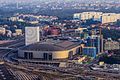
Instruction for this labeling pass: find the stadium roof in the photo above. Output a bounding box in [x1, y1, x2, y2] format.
[20, 40, 80, 51]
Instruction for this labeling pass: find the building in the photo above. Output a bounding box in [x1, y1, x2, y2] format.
[43, 27, 61, 36]
[86, 35, 103, 54]
[82, 47, 96, 58]
[73, 12, 102, 20]
[73, 12, 120, 23]
[9, 16, 19, 21]
[50, 27, 61, 36]
[0, 27, 6, 35]
[25, 27, 40, 45]
[15, 29, 22, 36]
[6, 30, 12, 37]
[101, 13, 118, 24]
[73, 13, 81, 20]
[104, 40, 120, 50]
[18, 40, 81, 60]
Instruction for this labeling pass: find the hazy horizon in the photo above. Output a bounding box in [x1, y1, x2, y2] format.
[0, 0, 120, 3]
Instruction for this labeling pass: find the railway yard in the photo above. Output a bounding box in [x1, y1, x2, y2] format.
[0, 39, 120, 80]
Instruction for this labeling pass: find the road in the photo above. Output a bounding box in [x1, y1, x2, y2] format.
[0, 50, 11, 60]
[0, 38, 43, 80]
[0, 38, 120, 80]
[0, 38, 25, 50]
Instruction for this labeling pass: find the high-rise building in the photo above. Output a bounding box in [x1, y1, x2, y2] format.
[86, 35, 103, 54]
[73, 12, 120, 24]
[73, 12, 102, 20]
[101, 13, 118, 24]
[25, 27, 40, 45]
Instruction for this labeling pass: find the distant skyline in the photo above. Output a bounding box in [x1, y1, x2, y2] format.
[0, 0, 120, 3]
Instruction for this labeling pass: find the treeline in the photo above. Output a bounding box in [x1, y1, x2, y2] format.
[0, 19, 37, 32]
[115, 20, 120, 26]
[102, 29, 120, 40]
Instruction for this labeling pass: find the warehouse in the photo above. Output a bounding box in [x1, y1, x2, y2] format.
[18, 40, 81, 60]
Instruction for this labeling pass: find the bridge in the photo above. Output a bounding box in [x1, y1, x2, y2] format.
[0, 47, 13, 50]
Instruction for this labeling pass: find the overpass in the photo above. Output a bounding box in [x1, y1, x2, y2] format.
[0, 47, 13, 50]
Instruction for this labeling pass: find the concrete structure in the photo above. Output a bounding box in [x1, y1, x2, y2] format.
[101, 13, 118, 24]
[25, 27, 40, 45]
[73, 12, 102, 20]
[18, 40, 81, 60]
[82, 47, 96, 58]
[73, 12, 120, 23]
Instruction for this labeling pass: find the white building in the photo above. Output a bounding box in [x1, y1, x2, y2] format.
[0, 27, 6, 35]
[73, 12, 120, 24]
[15, 29, 22, 36]
[73, 13, 81, 19]
[73, 12, 102, 21]
[101, 13, 119, 24]
[25, 27, 40, 45]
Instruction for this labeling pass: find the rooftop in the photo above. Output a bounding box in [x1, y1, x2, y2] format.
[20, 40, 80, 51]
